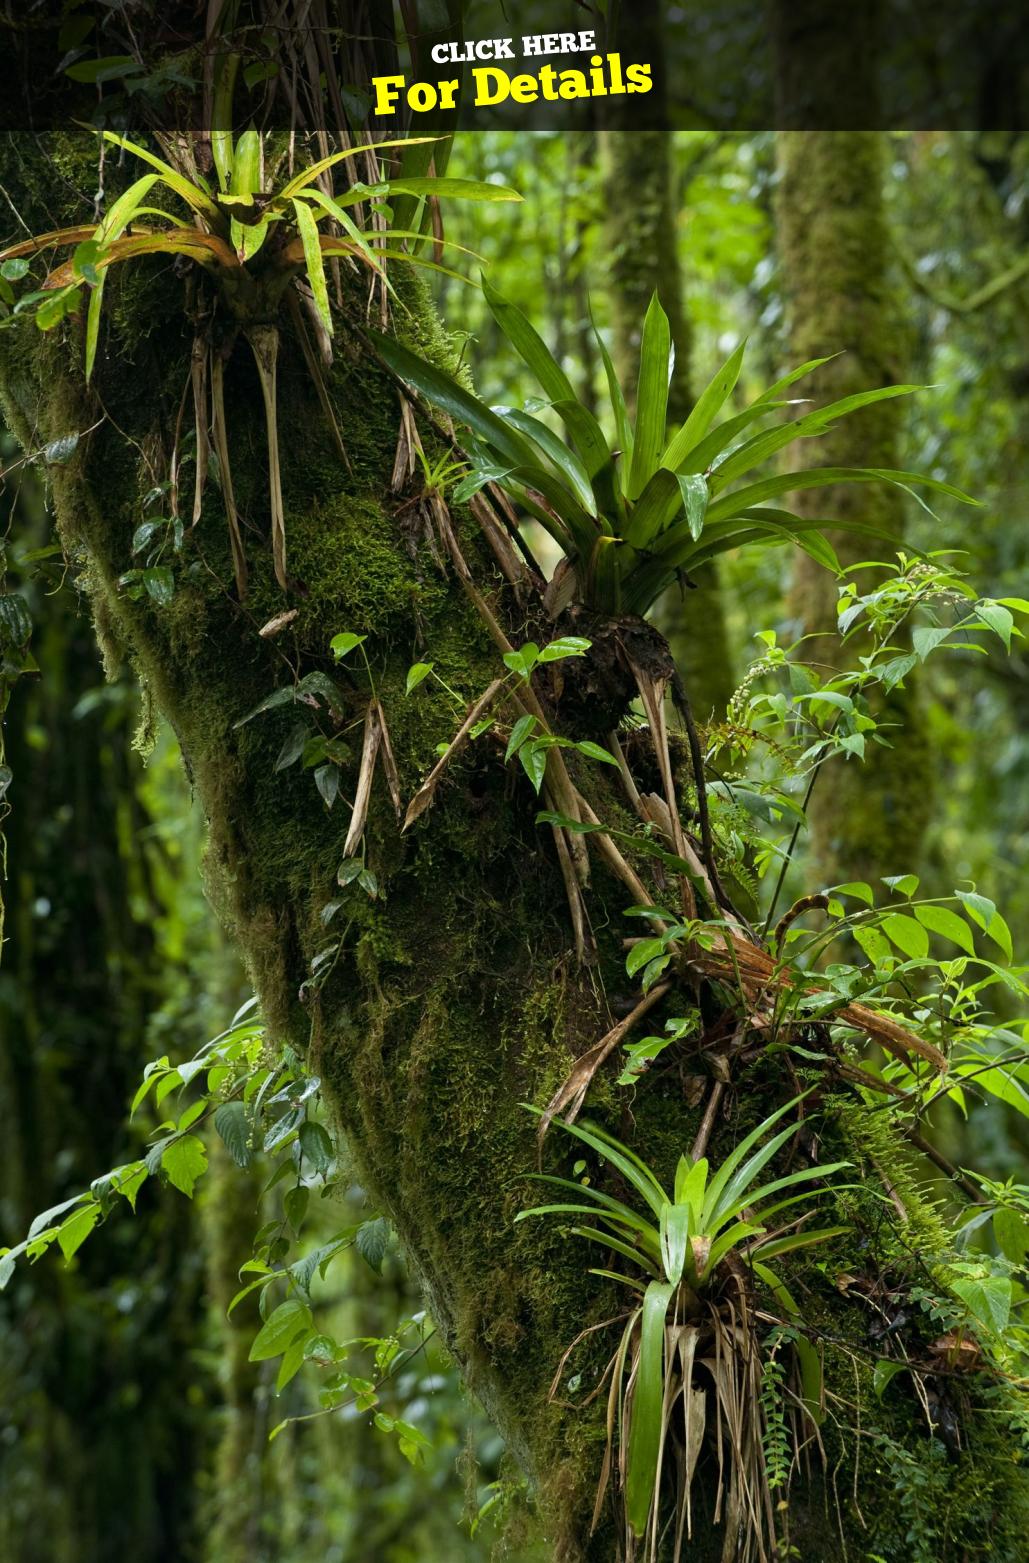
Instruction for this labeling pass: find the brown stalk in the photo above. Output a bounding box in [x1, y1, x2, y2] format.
[631, 666, 696, 920]
[550, 820, 592, 965]
[374, 699, 403, 823]
[209, 350, 248, 597]
[691, 1081, 726, 1161]
[286, 289, 352, 474]
[190, 334, 210, 527]
[246, 323, 288, 589]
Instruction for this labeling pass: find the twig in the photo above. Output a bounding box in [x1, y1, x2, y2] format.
[902, 1127, 985, 1205]
[691, 1080, 726, 1160]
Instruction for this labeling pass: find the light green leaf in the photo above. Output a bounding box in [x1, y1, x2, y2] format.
[912, 624, 952, 660]
[57, 1202, 99, 1261]
[628, 293, 671, 500]
[660, 340, 746, 472]
[538, 636, 591, 663]
[976, 600, 1014, 650]
[292, 197, 332, 335]
[881, 914, 930, 961]
[625, 1281, 674, 1537]
[330, 632, 366, 659]
[405, 662, 433, 694]
[249, 1297, 314, 1362]
[882, 874, 920, 897]
[161, 1134, 208, 1198]
[951, 1275, 1011, 1337]
[831, 881, 875, 906]
[913, 904, 975, 955]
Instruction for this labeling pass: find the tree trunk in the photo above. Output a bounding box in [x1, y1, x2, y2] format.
[1, 132, 1026, 1563]
[773, 121, 933, 888]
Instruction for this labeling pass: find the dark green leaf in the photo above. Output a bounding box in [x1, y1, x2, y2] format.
[356, 1216, 391, 1274]
[299, 1120, 334, 1176]
[214, 1102, 252, 1169]
[142, 566, 175, 605]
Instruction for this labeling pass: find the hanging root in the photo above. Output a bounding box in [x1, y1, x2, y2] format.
[190, 333, 210, 527]
[209, 348, 248, 597]
[287, 288, 352, 475]
[246, 324, 288, 590]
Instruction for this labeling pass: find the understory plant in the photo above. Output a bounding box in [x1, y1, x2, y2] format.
[518, 1098, 849, 1561]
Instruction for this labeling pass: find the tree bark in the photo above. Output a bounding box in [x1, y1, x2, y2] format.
[774, 120, 933, 887]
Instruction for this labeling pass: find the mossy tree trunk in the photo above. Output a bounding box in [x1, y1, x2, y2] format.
[0, 133, 1025, 1563]
[773, 19, 933, 888]
[599, 126, 734, 720]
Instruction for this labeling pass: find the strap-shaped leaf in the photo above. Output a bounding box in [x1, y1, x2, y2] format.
[660, 339, 746, 473]
[292, 198, 332, 335]
[675, 400, 789, 477]
[276, 136, 443, 202]
[100, 131, 220, 221]
[483, 272, 576, 402]
[710, 384, 924, 490]
[701, 1092, 809, 1222]
[518, 1173, 659, 1242]
[704, 1122, 801, 1227]
[752, 1224, 850, 1262]
[500, 407, 596, 513]
[524, 1107, 666, 1217]
[371, 176, 522, 204]
[627, 293, 671, 500]
[482, 279, 614, 490]
[622, 467, 682, 549]
[232, 130, 262, 199]
[294, 187, 382, 276]
[572, 1225, 662, 1277]
[86, 173, 159, 382]
[593, 311, 634, 472]
[660, 1204, 691, 1287]
[625, 1279, 675, 1538]
[366, 329, 540, 471]
[706, 466, 979, 525]
[750, 354, 837, 406]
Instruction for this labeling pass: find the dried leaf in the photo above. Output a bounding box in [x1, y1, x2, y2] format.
[259, 609, 299, 638]
[402, 677, 503, 831]
[342, 704, 382, 859]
